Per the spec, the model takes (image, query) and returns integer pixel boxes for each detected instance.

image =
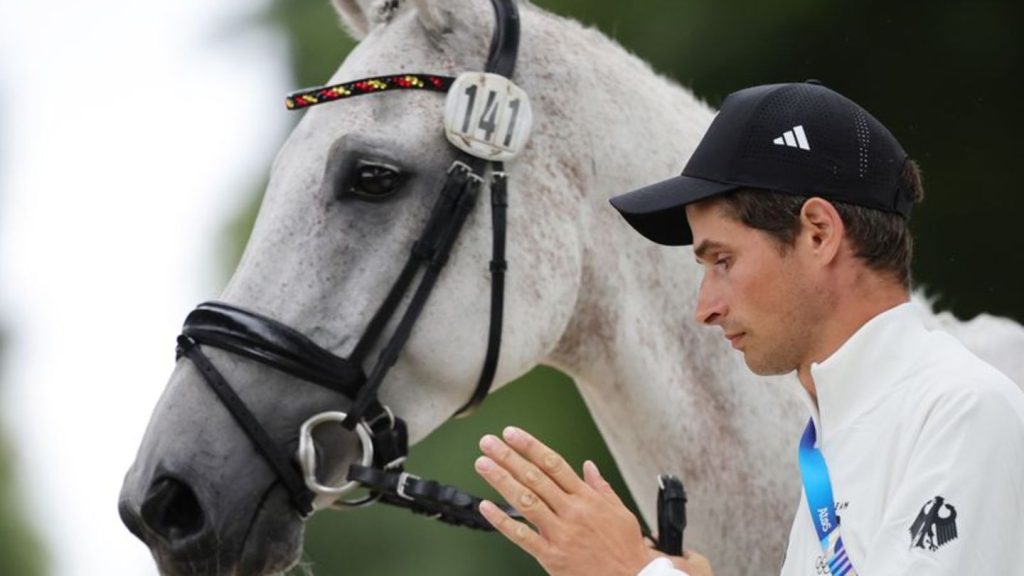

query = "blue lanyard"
[798,419,857,576]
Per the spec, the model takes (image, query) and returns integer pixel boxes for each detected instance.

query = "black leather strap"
[367,413,409,470]
[452,0,519,415]
[347,464,523,530]
[455,165,508,417]
[343,157,487,429]
[182,302,365,397]
[486,0,521,77]
[177,336,314,515]
[349,158,480,366]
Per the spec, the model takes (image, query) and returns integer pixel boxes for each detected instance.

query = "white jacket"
[640,303,1024,576]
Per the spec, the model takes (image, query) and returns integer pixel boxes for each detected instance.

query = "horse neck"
[521,5,722,389]
[509,5,737,475]
[521,6,800,494]
[519,11,719,407]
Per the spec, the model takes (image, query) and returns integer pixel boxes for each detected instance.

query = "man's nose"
[694,277,725,326]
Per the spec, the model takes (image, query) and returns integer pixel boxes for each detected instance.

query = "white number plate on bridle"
[444,72,533,162]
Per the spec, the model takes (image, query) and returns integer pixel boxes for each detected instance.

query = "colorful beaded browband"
[285,74,456,110]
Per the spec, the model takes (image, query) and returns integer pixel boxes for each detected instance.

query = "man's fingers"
[479,499,549,558]
[475,455,560,529]
[502,426,588,494]
[582,460,625,506]
[479,434,573,513]
[673,549,714,576]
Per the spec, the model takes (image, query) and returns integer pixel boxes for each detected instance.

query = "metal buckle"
[448,160,485,183]
[332,492,381,510]
[396,471,421,501]
[364,405,396,431]
[385,455,408,470]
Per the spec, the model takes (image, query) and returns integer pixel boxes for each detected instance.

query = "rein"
[175,0,527,530]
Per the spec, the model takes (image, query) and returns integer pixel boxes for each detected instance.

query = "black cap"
[610,81,912,246]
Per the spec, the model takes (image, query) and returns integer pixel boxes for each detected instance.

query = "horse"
[118,0,1024,574]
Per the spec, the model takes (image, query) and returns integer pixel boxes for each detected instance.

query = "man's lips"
[725,332,745,347]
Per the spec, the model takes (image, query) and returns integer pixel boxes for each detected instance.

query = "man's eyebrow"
[693,240,726,261]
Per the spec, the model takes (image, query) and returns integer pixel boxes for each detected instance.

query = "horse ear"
[329,0,372,40]
[330,0,449,40]
[410,0,451,37]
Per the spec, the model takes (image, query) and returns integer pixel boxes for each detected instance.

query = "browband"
[286,74,455,110]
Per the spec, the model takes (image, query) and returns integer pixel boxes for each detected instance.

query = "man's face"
[686,199,822,375]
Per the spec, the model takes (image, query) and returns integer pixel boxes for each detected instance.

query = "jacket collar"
[798,301,929,445]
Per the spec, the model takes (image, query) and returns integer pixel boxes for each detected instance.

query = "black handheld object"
[656,474,687,556]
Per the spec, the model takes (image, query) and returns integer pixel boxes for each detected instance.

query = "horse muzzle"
[118,465,303,575]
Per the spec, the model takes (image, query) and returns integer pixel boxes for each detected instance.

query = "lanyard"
[798,419,858,576]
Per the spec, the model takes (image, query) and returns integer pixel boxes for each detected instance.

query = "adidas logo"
[773,125,811,151]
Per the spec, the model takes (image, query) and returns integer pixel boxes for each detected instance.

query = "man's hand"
[644,538,714,576]
[474,426,660,576]
[670,550,714,576]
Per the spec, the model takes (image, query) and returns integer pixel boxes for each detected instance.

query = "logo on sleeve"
[909,496,958,551]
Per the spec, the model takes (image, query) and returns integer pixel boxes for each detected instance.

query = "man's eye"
[350,162,402,200]
[714,257,731,270]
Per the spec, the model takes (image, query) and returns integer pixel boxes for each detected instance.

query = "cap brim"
[609,175,739,246]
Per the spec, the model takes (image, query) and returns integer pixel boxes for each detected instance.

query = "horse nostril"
[140,477,206,543]
[119,497,146,542]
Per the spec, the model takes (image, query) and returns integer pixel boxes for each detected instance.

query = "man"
[473,81,1024,575]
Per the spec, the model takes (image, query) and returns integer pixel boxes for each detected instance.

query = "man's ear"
[799,197,844,264]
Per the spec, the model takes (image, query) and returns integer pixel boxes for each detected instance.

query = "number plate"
[444,72,533,161]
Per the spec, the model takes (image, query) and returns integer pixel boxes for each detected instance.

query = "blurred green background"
[0,330,48,576]
[0,83,48,574]
[235,1,1022,575]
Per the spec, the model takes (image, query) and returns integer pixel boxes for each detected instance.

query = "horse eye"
[350,162,402,200]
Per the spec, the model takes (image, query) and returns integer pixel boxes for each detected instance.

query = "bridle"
[174,0,529,529]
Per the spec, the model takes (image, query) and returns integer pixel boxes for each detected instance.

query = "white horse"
[118,1,1024,574]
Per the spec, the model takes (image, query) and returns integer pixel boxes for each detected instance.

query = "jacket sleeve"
[636,557,690,576]
[856,380,1024,575]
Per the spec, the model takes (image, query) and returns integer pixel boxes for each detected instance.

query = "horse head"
[119,1,600,573]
